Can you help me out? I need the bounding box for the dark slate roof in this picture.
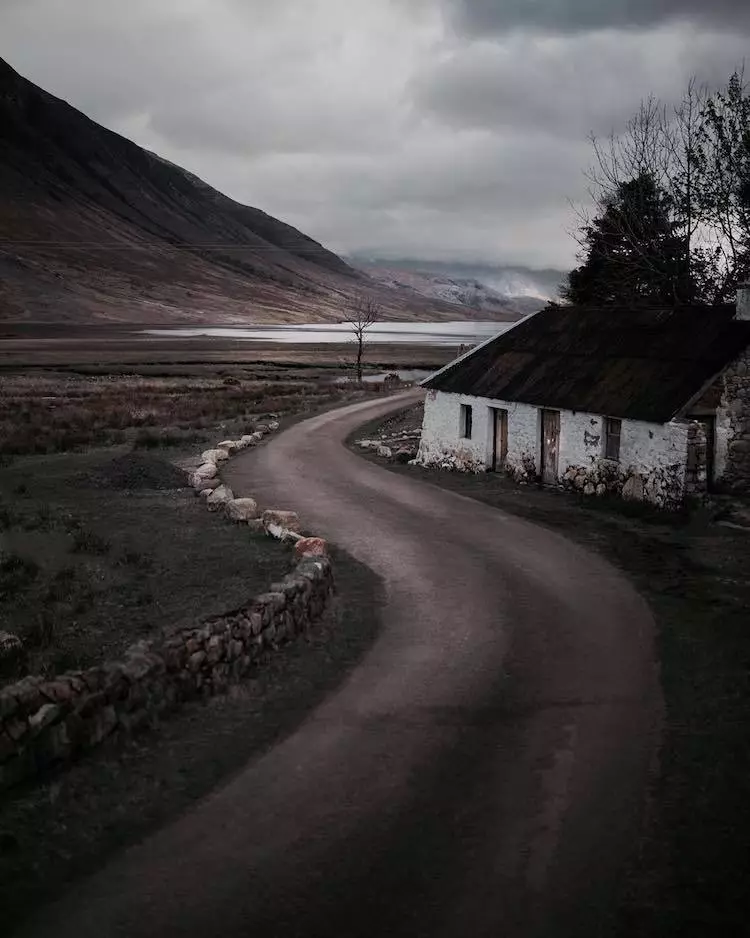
[424,304,750,423]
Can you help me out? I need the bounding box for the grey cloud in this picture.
[2,0,746,275]
[413,29,750,140]
[449,0,750,35]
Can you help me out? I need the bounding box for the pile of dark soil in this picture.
[80,451,189,490]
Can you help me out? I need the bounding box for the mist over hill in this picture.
[350,256,564,316]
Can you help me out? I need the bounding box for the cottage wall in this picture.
[715,349,750,491]
[418,390,691,507]
[418,390,539,473]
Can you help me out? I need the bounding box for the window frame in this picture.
[460,403,473,440]
[603,417,622,462]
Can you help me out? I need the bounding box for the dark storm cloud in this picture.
[449,0,750,35]
[413,29,750,140]
[2,0,748,271]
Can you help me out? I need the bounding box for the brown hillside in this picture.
[0,57,499,325]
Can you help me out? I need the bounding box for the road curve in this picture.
[19,392,660,938]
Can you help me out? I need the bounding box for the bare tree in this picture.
[345,292,380,382]
[567,75,750,305]
[694,68,750,302]
[568,98,684,303]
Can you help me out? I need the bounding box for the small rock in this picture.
[194,477,222,494]
[268,421,280,431]
[294,537,328,558]
[192,463,218,482]
[262,509,302,533]
[225,498,259,522]
[29,703,62,735]
[206,485,234,511]
[0,632,24,679]
[188,651,207,672]
[216,441,238,453]
[201,449,230,465]
[622,475,646,502]
[376,445,392,458]
[394,448,414,464]
[583,483,596,496]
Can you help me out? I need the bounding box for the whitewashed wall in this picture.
[621,418,690,477]
[417,390,691,504]
[417,391,540,472]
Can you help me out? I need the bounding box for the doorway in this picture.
[490,408,508,471]
[541,410,561,485]
[687,414,716,492]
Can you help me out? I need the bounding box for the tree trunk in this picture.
[356,338,363,383]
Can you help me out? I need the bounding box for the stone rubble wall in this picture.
[717,350,750,492]
[0,557,333,791]
[561,460,686,509]
[0,419,335,792]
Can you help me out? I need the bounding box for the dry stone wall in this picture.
[717,350,750,492]
[0,419,335,792]
[0,556,333,791]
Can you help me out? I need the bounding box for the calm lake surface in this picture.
[143,321,514,346]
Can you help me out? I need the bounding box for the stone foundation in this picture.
[561,459,685,509]
[414,442,486,473]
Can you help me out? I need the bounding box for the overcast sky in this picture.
[2,0,749,270]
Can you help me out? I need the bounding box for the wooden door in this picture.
[541,410,560,485]
[492,408,508,471]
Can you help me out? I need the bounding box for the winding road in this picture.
[20,392,660,938]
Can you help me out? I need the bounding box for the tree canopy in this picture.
[564,173,687,306]
[567,70,750,307]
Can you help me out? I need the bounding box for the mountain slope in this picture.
[0,58,495,325]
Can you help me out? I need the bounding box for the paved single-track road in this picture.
[20,392,661,938]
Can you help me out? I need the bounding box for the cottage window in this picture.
[604,417,622,461]
[460,404,473,439]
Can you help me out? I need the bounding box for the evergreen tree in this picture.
[564,172,690,306]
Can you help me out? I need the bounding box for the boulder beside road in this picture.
[225,498,259,522]
[206,485,234,512]
[262,510,302,533]
[294,537,328,558]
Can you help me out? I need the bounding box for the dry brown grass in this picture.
[0,372,342,456]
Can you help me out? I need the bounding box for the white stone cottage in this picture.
[416,288,750,507]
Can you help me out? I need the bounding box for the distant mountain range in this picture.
[350,257,566,318]
[0,57,518,326]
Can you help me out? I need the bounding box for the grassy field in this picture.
[0,369,356,457]
[0,448,295,679]
[0,351,388,681]
[354,405,750,937]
